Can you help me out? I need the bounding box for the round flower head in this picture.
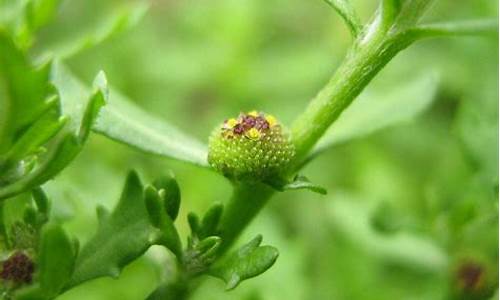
[208,111,295,181]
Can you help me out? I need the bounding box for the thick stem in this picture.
[291,19,408,163]
[218,181,274,252]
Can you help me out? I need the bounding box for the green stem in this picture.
[290,17,410,163]
[218,181,274,253]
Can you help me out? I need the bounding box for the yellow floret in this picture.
[225,118,238,128]
[265,115,277,127]
[247,110,259,117]
[246,128,261,140]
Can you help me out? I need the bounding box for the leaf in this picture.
[209,235,279,290]
[308,72,438,162]
[199,203,223,239]
[41,2,149,59]
[25,0,61,32]
[0,30,54,151]
[152,173,181,221]
[0,36,106,200]
[0,88,106,200]
[51,62,210,168]
[268,175,327,195]
[15,223,77,300]
[323,0,362,37]
[327,195,448,272]
[93,90,209,167]
[144,185,182,257]
[282,175,327,195]
[65,171,181,289]
[33,224,76,299]
[146,282,188,300]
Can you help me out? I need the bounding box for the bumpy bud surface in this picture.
[0,251,35,284]
[208,111,295,181]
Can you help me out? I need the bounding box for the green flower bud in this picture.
[208,111,295,181]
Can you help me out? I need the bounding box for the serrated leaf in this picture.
[210,235,279,290]
[66,171,181,289]
[308,72,438,162]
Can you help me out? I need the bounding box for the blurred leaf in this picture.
[309,72,438,162]
[210,235,279,290]
[43,2,149,59]
[327,194,448,273]
[25,0,61,32]
[66,171,181,288]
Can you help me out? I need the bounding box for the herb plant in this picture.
[0,0,497,299]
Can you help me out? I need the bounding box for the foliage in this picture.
[0,0,497,299]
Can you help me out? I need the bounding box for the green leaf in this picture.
[308,72,438,162]
[41,2,149,59]
[210,235,279,290]
[144,185,182,257]
[51,62,210,168]
[146,282,188,300]
[199,203,223,239]
[267,175,327,195]
[93,90,209,167]
[282,175,327,195]
[327,195,448,272]
[66,171,181,288]
[37,224,76,298]
[152,173,181,221]
[15,223,76,300]
[323,0,362,37]
[25,0,61,32]
[0,30,53,151]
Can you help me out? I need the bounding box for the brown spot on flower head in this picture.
[0,252,35,284]
[457,262,484,292]
[233,123,245,135]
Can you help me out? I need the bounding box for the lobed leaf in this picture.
[66,171,182,289]
[209,235,279,290]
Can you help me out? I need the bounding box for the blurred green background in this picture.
[13,0,499,299]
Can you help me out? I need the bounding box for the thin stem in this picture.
[407,19,498,39]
